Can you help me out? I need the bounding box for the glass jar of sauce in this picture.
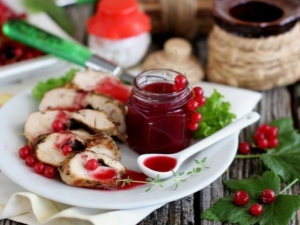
[126,69,192,154]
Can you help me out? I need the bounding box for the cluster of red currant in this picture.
[238,124,279,154]
[18,145,56,178]
[0,2,44,66]
[234,189,276,216]
[174,74,206,131]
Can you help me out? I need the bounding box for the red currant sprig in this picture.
[18,145,56,179]
[187,86,206,131]
[254,124,279,149]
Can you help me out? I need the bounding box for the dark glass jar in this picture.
[126,69,192,154]
[213,0,300,38]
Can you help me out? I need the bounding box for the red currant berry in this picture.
[194,95,206,107]
[85,159,99,171]
[18,145,32,160]
[43,166,56,178]
[52,120,65,132]
[258,138,268,149]
[187,99,199,111]
[266,126,279,138]
[258,124,270,134]
[253,131,266,144]
[192,86,204,97]
[249,203,263,216]
[268,137,279,148]
[62,145,72,156]
[188,121,199,131]
[238,142,251,155]
[191,111,202,123]
[260,189,276,204]
[25,156,37,167]
[34,162,45,174]
[174,74,187,90]
[234,190,250,206]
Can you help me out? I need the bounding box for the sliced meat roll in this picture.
[24,110,71,143]
[70,109,117,136]
[34,131,86,167]
[86,93,126,141]
[39,88,87,111]
[58,151,126,189]
[86,133,121,161]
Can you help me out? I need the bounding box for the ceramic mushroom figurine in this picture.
[142,38,204,84]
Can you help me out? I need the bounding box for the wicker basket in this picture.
[138,0,214,39]
[207,23,300,90]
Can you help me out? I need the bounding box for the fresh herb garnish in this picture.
[202,171,300,225]
[23,0,74,35]
[118,157,208,191]
[194,89,236,139]
[32,68,78,100]
[236,118,300,183]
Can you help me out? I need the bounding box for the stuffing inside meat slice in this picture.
[86,132,121,161]
[39,88,87,111]
[70,109,118,136]
[34,131,86,167]
[24,110,71,143]
[58,151,126,189]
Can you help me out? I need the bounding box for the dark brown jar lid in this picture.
[213,0,300,38]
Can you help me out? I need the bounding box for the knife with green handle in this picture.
[2,19,134,84]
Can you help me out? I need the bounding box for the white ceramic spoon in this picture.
[137,111,260,179]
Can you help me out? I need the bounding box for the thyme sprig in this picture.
[117,157,208,191]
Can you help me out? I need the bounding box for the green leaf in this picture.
[32,68,78,100]
[194,89,236,138]
[23,0,74,35]
[260,118,300,182]
[202,171,300,225]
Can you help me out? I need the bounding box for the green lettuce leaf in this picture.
[194,89,236,138]
[32,68,78,101]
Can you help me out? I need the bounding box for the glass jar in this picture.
[126,69,192,154]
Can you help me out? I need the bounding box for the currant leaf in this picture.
[260,118,300,182]
[202,171,300,225]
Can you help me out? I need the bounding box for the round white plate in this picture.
[0,82,262,209]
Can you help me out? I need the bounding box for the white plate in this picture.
[0,82,262,209]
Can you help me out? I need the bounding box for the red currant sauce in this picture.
[143,156,177,172]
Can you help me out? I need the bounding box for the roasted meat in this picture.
[58,151,126,189]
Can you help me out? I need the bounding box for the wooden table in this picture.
[1,3,300,225]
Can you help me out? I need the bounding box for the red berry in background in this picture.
[62,145,72,156]
[194,95,206,107]
[191,111,202,123]
[258,138,269,149]
[238,142,251,155]
[268,137,279,148]
[18,145,32,160]
[258,124,270,134]
[266,126,279,138]
[253,131,266,144]
[234,190,250,206]
[187,99,199,111]
[85,159,99,171]
[25,156,37,167]
[192,86,204,97]
[52,120,65,132]
[43,166,56,178]
[260,189,276,204]
[249,203,263,216]
[174,74,187,90]
[34,162,45,174]
[188,121,199,131]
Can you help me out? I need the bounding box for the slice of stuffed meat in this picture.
[58,151,126,189]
